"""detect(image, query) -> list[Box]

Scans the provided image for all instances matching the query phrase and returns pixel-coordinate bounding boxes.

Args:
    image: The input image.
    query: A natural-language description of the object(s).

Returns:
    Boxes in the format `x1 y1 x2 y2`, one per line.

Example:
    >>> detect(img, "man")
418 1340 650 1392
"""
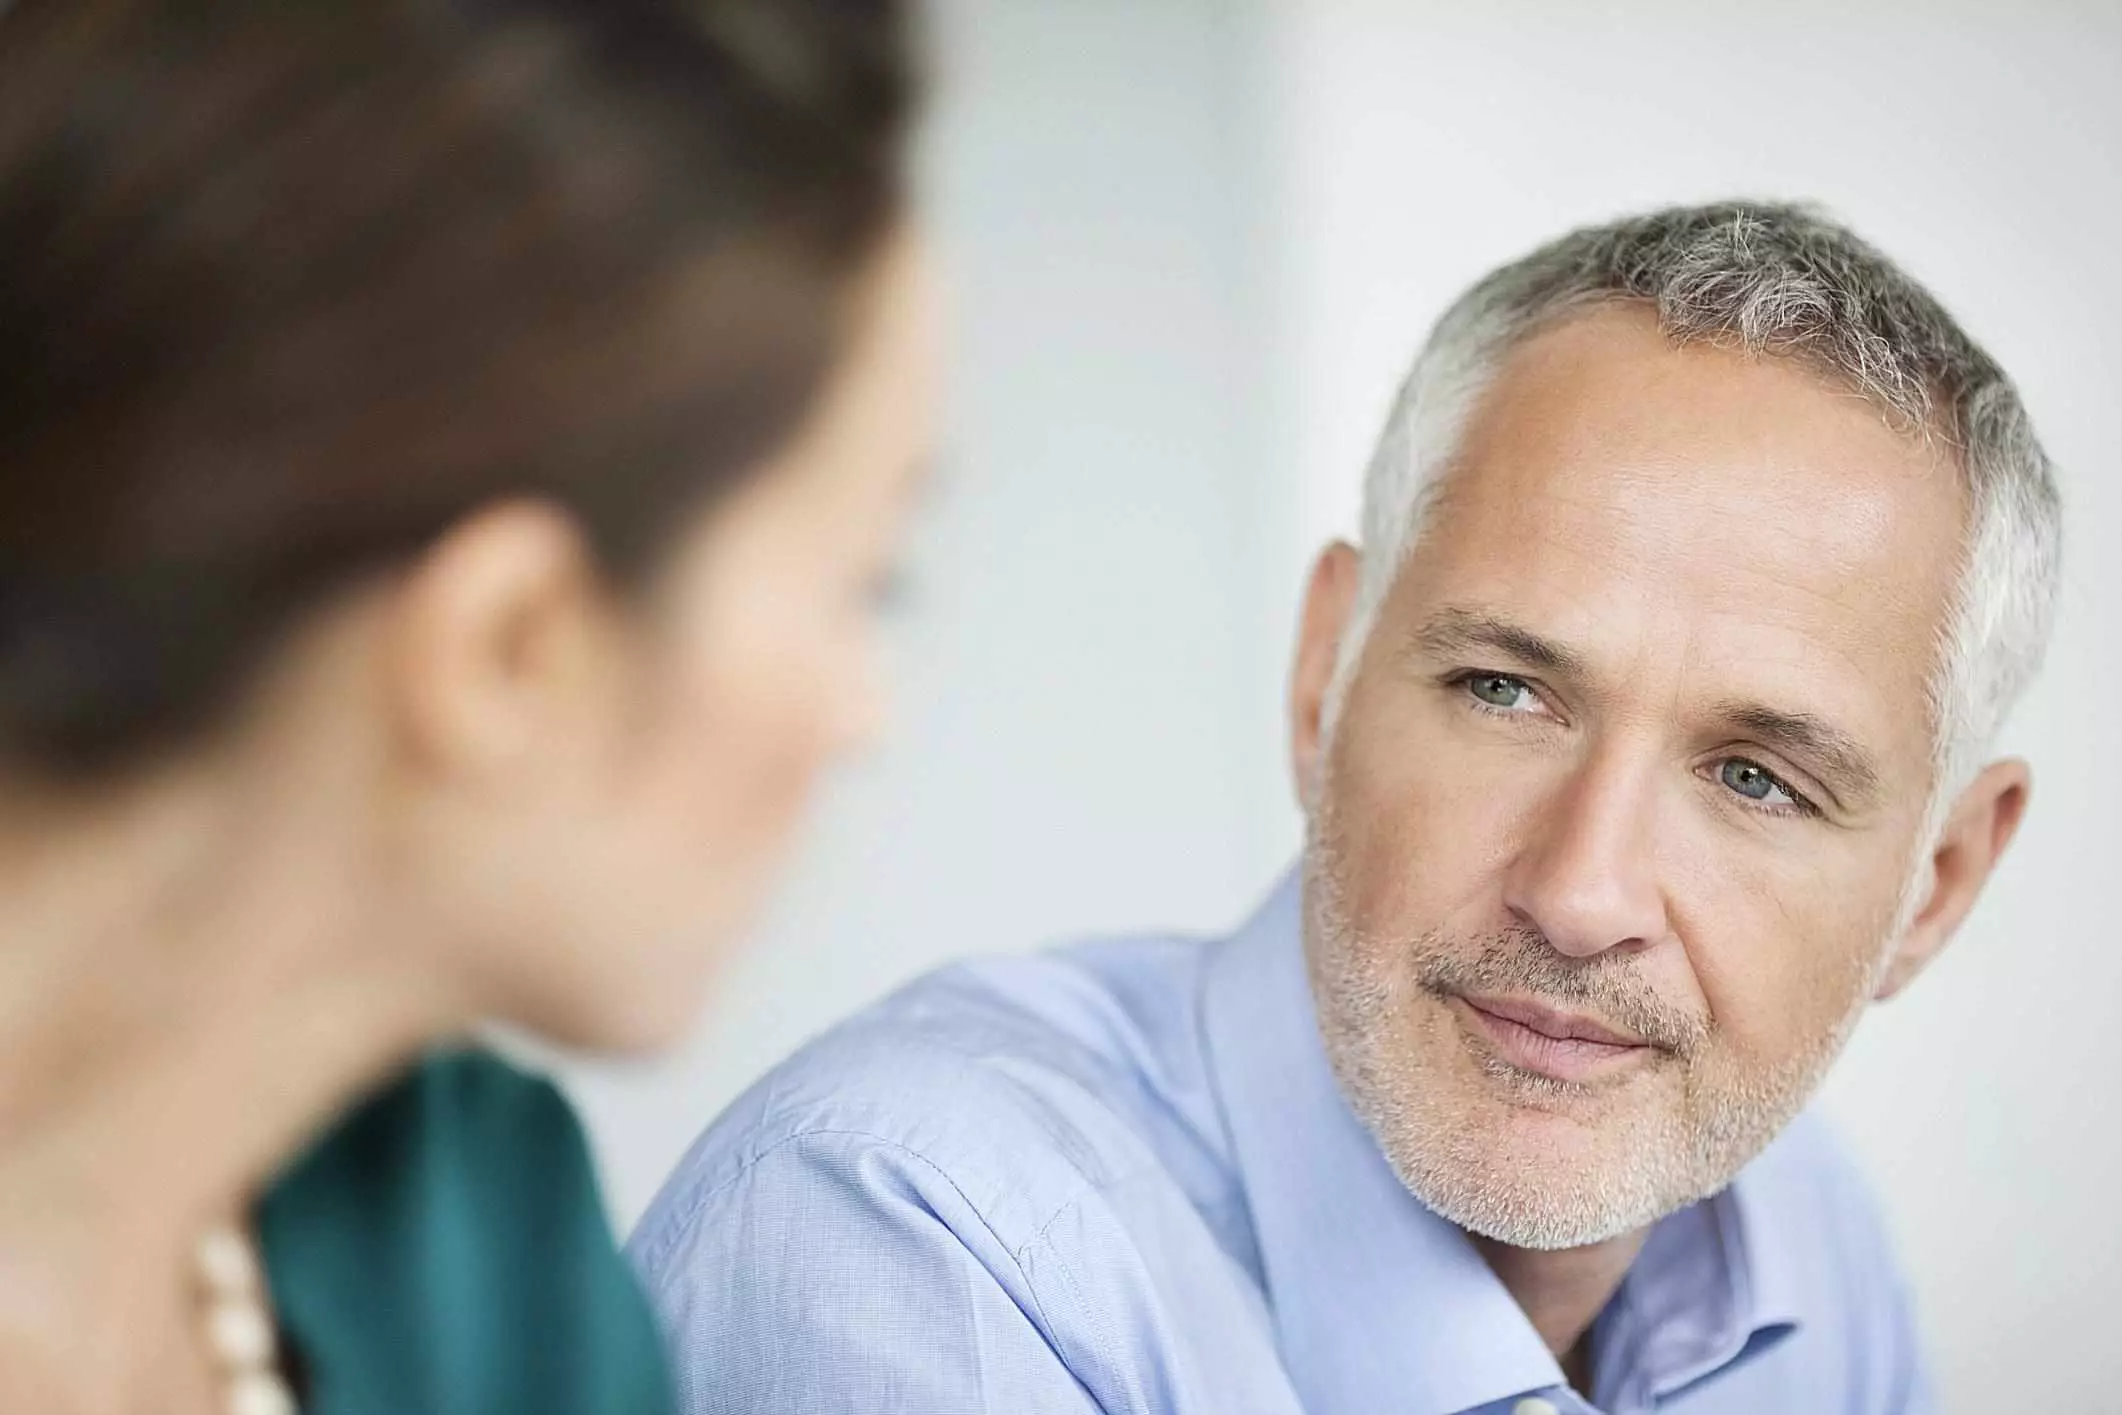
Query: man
629 202 2061 1414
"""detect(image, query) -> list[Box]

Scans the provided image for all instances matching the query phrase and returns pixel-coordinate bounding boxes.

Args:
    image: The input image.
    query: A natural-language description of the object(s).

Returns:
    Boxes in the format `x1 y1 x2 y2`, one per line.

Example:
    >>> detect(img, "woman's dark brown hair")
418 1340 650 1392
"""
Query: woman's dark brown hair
0 0 916 771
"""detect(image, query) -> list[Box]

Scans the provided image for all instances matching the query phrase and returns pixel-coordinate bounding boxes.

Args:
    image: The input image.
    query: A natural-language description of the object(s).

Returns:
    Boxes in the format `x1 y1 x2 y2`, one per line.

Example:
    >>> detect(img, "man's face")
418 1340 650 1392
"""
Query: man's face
1303 305 1970 1249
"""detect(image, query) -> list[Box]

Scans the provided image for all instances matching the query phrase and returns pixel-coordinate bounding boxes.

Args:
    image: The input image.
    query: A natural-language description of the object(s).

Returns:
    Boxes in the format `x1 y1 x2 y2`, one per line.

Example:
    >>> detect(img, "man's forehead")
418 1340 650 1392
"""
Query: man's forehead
1421 309 1964 630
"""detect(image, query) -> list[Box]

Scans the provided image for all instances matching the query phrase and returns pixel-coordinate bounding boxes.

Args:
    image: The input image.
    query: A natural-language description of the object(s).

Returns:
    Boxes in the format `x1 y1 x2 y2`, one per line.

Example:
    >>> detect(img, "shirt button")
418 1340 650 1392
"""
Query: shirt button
1513 1400 1562 1415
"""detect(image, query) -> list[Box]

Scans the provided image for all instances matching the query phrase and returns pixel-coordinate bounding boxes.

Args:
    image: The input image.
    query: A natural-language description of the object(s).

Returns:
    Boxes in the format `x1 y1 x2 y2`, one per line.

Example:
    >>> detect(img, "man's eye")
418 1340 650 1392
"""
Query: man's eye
1465 673 1537 712
1719 758 1805 812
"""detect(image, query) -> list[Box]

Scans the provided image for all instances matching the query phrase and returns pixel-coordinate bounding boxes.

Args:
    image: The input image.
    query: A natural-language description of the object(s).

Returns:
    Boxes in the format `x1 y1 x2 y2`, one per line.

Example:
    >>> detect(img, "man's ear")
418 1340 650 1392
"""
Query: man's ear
383 499 620 788
1875 759 2032 1000
1290 542 1363 812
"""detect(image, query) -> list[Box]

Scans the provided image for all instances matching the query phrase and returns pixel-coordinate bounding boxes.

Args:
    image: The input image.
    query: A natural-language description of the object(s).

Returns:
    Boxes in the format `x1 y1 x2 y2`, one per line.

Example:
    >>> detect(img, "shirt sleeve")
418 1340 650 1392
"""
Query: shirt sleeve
629 1128 1105 1415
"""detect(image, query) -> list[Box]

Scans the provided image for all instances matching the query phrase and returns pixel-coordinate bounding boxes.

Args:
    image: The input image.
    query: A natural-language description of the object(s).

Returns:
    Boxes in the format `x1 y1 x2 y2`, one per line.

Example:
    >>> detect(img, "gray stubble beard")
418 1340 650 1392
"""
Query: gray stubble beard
1300 793 1880 1251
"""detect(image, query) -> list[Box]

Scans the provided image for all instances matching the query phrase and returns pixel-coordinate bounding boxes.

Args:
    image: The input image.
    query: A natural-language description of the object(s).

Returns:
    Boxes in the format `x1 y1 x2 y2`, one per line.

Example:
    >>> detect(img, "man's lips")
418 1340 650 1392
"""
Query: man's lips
1451 992 1658 1084
1462 993 1649 1047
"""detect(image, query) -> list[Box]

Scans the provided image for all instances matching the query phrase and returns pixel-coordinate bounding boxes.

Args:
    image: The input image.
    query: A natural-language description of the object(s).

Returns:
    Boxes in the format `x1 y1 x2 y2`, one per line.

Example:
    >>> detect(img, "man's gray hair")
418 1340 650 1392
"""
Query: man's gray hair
1341 200 2062 811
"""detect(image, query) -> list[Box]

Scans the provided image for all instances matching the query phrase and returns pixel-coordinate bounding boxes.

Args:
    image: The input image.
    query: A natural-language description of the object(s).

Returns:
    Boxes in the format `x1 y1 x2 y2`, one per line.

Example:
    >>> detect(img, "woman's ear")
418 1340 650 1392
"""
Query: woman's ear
1290 542 1363 813
382 500 624 789
1874 758 2032 1000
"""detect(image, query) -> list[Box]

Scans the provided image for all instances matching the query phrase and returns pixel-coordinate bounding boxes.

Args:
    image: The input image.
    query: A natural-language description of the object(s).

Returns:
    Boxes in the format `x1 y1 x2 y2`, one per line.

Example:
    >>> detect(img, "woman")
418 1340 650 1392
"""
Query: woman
0 0 928 1411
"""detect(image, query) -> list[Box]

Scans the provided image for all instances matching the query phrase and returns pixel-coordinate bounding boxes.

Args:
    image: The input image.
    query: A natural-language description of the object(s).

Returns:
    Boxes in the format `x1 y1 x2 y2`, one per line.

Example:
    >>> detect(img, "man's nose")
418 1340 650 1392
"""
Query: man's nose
1500 746 1670 959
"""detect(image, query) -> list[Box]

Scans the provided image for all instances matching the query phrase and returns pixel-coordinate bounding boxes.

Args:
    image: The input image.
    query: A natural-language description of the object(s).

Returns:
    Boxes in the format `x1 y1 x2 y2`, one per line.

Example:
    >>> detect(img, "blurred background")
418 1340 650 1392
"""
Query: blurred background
564 2 2122 1409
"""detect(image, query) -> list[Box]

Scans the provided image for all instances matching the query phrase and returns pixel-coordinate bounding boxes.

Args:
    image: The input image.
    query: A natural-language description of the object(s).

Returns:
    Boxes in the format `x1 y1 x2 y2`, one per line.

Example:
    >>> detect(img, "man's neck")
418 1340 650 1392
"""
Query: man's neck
1470 1228 1648 1393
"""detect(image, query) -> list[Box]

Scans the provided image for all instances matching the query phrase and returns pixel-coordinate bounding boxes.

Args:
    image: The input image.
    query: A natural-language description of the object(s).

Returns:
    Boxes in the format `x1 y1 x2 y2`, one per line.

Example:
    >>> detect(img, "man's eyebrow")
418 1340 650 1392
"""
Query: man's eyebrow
1716 701 1882 805
1412 607 1586 679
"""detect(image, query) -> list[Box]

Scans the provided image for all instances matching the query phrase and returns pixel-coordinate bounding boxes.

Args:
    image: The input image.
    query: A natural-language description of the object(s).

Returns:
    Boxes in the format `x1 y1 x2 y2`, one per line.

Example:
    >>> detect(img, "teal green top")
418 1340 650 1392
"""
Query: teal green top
256 1050 673 1415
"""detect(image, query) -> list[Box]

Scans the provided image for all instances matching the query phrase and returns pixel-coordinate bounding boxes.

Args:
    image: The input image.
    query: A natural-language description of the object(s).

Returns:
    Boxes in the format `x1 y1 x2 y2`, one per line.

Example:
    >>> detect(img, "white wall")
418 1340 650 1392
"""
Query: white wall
1256 1 2122 1408
570 2 2120 1409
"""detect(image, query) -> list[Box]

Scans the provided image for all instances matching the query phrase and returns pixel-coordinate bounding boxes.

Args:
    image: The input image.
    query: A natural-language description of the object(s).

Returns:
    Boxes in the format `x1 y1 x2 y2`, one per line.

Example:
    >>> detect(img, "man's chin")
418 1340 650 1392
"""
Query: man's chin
1392 1121 1687 1250
1379 1057 1702 1249
1419 1179 1662 1252
1466 1092 1652 1184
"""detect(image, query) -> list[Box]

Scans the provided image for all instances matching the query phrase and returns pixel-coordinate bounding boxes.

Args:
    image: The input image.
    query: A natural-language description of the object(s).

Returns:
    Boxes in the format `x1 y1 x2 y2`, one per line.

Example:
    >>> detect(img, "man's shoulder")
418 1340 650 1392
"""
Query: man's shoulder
1746 1108 1900 1242
1737 1107 1922 1331
634 933 1232 1262
627 933 1299 1415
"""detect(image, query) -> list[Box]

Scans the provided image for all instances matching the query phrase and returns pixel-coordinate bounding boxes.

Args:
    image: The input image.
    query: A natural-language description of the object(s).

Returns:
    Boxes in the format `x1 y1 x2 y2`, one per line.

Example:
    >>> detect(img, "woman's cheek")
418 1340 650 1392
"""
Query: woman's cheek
680 598 839 858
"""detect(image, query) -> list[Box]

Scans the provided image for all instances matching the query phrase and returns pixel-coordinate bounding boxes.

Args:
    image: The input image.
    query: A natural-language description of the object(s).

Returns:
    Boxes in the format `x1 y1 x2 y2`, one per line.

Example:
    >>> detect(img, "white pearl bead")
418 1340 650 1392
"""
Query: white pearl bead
196 1227 261 1296
204 1299 275 1367
226 1370 298 1415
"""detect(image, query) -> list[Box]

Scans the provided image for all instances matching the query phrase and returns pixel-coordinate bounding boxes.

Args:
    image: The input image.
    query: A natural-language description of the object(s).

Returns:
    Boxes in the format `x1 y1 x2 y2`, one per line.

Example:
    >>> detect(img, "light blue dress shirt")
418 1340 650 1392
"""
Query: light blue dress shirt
630 875 1934 1415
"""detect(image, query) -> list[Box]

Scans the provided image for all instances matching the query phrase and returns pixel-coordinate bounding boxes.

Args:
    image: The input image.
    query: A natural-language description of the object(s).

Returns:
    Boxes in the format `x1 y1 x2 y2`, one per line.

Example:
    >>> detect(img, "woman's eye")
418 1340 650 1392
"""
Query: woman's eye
1719 757 1804 811
1466 673 1537 712
865 567 911 617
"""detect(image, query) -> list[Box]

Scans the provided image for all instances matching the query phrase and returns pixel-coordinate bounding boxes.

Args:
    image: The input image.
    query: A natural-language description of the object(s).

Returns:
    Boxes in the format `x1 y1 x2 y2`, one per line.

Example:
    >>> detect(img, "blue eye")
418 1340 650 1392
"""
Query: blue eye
1466 673 1535 711
1719 758 1801 810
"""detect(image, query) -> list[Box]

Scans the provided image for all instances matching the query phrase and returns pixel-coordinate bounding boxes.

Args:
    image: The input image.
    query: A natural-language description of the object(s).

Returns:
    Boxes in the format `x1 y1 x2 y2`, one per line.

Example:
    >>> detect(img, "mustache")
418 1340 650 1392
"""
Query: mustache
1415 930 1710 1056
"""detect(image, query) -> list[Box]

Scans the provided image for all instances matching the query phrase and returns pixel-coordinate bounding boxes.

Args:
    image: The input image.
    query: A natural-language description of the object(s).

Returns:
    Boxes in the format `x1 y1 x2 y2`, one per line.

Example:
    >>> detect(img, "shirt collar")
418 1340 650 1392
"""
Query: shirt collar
1200 870 1801 1414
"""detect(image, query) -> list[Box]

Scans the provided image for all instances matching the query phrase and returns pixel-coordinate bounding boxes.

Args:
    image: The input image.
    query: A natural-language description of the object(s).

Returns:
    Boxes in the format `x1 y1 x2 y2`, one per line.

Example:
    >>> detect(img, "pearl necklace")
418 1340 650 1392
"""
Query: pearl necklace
192 1224 298 1415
